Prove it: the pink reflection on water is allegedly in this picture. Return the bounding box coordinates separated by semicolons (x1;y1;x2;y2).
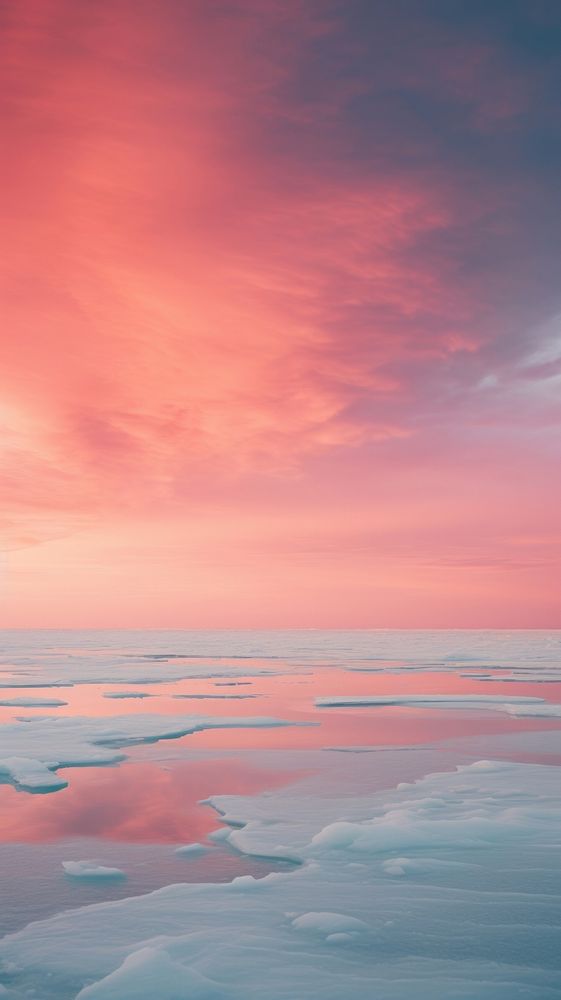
1;663;560;760
184;708;560;751
0;759;298;844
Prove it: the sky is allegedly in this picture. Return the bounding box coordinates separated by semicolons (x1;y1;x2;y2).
1;0;560;628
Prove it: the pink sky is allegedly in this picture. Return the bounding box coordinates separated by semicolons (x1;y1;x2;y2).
1;0;560;627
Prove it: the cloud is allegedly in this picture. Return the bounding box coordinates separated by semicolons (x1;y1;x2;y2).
0;0;560;623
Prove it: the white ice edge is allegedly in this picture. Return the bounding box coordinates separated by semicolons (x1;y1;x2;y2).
62;862;126;881
102;692;154;700
315;694;561;716
0;714;304;792
0;697;68;707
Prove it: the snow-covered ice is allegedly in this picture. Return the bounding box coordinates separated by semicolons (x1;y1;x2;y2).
214;682;253;687
1;628;559;687
174;843;209;857
461;670;561;683
0;714;300;792
1;629;561;999
1;758;561;999
0;662;288;688
290;911;370;937
62;862;126;881
75;947;224;1000
0;697;67;707
500;701;561;717
102;692;154;700
316;693;556;715
0;757;68;793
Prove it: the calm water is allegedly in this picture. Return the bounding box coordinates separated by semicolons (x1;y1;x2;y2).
1;629;560;936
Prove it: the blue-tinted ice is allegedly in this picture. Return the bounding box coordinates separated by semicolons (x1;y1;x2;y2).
0;630;560;998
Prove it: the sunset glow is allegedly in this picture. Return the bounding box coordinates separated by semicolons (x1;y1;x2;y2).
1;0;560;626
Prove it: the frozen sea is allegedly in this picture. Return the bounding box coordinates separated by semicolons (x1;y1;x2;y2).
1;629;561;998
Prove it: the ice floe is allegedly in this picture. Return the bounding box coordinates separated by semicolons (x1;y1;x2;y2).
461;670;561;683
0;714;300;793
1;629;559;688
0;697;67;707
315;693;551;715
102;692;154;700
0;661;288;688
62;862;126;881
174;843;209;857
500;701;561;717
214;682;253;687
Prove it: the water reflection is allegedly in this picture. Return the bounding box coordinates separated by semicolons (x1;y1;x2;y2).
2;666;560;753
1;642;561;940
0;758;298;844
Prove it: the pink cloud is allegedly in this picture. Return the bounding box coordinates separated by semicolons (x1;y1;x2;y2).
0;0;559;625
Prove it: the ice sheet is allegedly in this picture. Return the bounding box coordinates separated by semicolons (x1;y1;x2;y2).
1;629;559;689
1;758;560;999
2;630;561;998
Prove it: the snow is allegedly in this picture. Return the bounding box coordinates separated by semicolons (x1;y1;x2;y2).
0;714;300;792
290;912;369;935
461;671;561;683
381;857;471;876
174;844;209;857
0;663;286;688
0;757;67;792
3;758;560;998
75;948;221;1000
207;826;233;843
62;862;126;881
501;702;561;717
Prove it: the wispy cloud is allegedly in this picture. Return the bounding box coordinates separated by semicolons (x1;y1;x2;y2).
1;0;560;623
